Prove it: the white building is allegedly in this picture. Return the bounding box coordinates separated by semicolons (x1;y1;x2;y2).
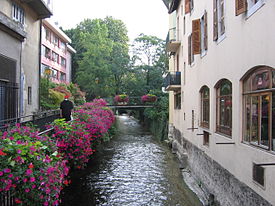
163;0;275;205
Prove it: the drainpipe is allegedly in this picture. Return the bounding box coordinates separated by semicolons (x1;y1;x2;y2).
38;19;42;111
19;38;24;120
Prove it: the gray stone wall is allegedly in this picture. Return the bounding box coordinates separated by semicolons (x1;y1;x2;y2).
171;127;272;206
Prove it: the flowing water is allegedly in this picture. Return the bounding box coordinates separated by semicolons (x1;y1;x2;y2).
61;115;202;206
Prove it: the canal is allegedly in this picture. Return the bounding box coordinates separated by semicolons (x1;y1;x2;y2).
61;115;202;206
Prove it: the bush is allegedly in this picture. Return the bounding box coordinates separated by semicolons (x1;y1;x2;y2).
0;124;69;206
51;99;115;169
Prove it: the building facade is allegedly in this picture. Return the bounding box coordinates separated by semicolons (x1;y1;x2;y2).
0;0;52;123
41;19;75;84
163;0;275;205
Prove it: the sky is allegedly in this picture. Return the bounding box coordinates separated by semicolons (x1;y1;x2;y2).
51;0;169;43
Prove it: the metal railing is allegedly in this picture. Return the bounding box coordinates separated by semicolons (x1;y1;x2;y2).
163;72;181;88
0;109;59;132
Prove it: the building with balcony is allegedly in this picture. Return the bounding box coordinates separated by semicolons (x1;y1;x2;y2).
41;19;75;84
162;0;275;205
0;0;52;123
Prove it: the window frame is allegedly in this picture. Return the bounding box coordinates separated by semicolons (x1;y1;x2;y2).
12;3;25;25
213;0;226;43
174;92;181;110
216;79;232;137
246;0;265;18
242;67;275;152
200;86;210;129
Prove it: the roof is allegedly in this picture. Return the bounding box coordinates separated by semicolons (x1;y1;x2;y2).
43;19;71;43
168;0;180;14
67;45;76;54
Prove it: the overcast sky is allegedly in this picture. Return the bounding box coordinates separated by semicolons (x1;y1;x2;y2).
51;0;169;43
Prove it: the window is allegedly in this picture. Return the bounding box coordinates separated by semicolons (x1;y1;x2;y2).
236;0;265;17
253;163;265;187
203;131;210;146
12;3;25;24
174;92;181;109
243;67;275;151
60;41;66;52
216;79;232;136
52;35;59;47
41;64;50;76
185;0;194;14
61;57;66;67
28;87;32;105
188;34;194;65
200;86;210;128
192;12;208;57
200;11;208;56
42;46;51;59
213;0;225;41
45;28;51;42
52;69;58;79
60;72;66;81
52;52;59;63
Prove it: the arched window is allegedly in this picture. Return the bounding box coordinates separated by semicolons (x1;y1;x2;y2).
243;66;275;151
200;86;210;128
215;79;232;136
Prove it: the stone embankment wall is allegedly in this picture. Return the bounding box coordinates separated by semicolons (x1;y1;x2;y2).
171;127;272;206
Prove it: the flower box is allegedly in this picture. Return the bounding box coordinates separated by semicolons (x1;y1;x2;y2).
141;94;157;103
114;94;129;104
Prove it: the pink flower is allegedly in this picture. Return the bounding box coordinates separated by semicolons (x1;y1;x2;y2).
25;169;32;176
4;168;11;173
25;188;30;193
0;171;3;176
30;177;35;182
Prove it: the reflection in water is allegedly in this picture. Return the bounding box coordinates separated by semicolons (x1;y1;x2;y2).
61;115;202;206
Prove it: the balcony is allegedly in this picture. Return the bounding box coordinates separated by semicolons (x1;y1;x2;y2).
166;27;180;53
163;72;181;91
21;0;52;19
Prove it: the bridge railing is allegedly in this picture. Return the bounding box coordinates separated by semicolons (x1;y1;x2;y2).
103;96;156;106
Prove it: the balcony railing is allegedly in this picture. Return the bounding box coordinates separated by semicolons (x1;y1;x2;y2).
166;27;180;53
163;72;181;91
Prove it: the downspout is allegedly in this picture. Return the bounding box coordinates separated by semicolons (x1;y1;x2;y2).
19;38;24;119
38;19;42;111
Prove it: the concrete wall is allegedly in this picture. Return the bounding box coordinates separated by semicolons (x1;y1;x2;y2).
21;5;40;115
169;0;275;205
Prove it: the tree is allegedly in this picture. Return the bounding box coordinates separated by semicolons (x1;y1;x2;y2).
64;17;130;100
130;33;168;93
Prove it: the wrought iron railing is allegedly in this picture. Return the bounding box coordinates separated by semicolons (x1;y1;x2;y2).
163;72;181;88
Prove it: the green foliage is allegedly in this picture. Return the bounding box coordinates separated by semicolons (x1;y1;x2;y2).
65;17;130;100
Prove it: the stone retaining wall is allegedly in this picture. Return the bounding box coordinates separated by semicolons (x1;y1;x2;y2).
171;127;272;206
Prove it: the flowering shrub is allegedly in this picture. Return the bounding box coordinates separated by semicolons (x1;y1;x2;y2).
51;99;115;169
0;124;69;206
114;94;129;103
141;94;157;103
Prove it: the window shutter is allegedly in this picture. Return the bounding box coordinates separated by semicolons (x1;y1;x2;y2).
204;11;208;51
185;0;190;14
213;0;218;41
188;35;191;65
192;19;201;55
236;0;247;16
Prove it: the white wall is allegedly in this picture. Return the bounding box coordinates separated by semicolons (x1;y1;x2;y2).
172;0;275;204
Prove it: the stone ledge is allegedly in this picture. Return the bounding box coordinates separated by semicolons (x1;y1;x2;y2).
0;11;26;41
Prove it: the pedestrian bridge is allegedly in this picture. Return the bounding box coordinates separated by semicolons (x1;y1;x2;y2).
107;104;154;109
